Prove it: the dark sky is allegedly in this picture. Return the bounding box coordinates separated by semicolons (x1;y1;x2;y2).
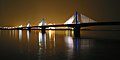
0;0;120;26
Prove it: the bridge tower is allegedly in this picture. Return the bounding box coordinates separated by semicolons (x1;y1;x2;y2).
74;11;80;37
42;18;45;25
41;18;46;33
75;11;80;24
27;21;31;30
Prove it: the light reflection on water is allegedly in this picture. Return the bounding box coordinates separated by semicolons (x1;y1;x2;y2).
19;30;22;41
64;36;74;60
27;30;30;42
0;30;120;60
38;31;46;49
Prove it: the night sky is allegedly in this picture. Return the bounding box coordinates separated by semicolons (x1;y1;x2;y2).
0;0;120;26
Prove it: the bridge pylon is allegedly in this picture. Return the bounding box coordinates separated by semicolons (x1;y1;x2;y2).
27;21;31;30
40;18;46;33
75;11;80;24
74;11;80;37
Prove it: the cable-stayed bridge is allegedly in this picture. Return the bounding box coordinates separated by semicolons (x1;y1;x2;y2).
1;11;120;37
20;11;120;29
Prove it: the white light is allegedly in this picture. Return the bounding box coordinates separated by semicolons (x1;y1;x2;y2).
27;31;30;41
38;32;46;49
64;36;74;48
48;23;55;29
64;15;75;24
38;22;42;26
81;14;96;23
19;30;22;40
53;31;56;47
64;36;74;59
19;25;22;28
39;32;42;46
44;23;47;25
27;22;30;27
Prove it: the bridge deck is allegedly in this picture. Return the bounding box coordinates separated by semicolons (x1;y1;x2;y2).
32;22;120;28
0;22;120;30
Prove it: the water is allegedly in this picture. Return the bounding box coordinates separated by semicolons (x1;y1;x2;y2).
0;30;120;60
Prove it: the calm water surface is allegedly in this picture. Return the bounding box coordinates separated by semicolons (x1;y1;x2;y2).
0;30;120;60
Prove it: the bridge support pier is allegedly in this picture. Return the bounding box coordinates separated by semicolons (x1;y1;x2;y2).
74;26;80;37
28;27;31;30
42;27;46;34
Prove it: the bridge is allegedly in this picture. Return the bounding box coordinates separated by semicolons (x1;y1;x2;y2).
1;11;120;37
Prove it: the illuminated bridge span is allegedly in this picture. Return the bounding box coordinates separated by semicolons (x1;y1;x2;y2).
23;11;120;29
1;11;120;37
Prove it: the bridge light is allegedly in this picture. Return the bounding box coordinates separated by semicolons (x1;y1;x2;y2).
19;25;22;28
27;21;30;27
38;22;42;26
